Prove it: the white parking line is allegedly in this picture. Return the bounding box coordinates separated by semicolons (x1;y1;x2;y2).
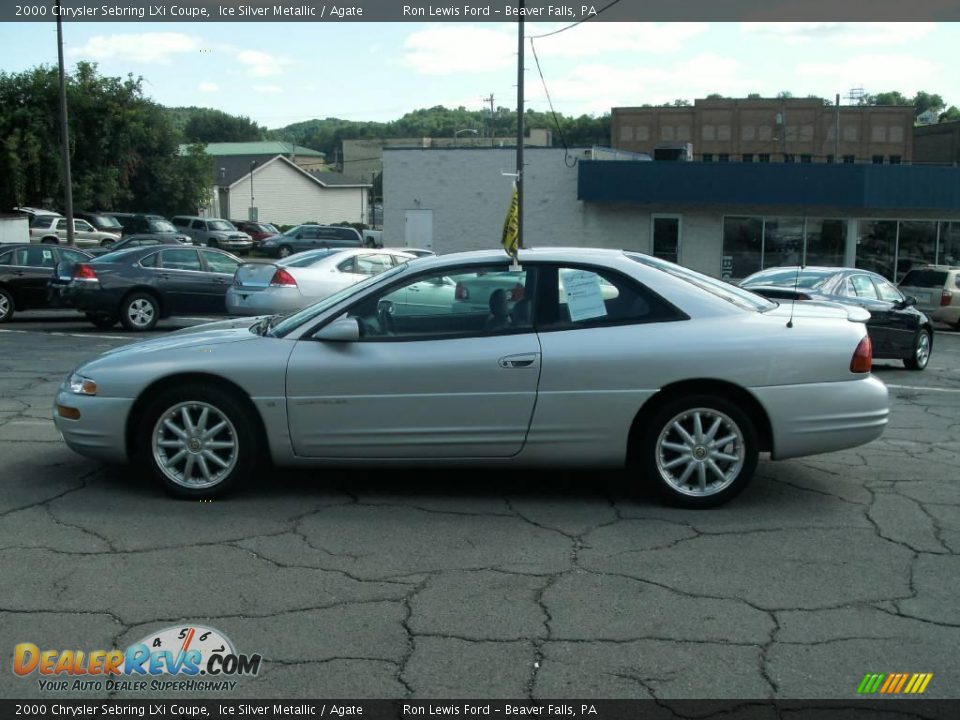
0;328;126;340
887;384;960;393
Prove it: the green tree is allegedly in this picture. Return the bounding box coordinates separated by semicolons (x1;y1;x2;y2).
746;93;762;99
871;91;911;106
939;106;960;123
776;91;794;99
180;107;264;143
0;62;211;215
912;91;945;118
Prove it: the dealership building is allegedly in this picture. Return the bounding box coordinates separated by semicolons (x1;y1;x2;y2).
383;146;960;281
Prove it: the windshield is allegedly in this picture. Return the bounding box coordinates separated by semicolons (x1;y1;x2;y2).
96;215;123;229
209;220;235;231
91;247;143;263
151;220;177;233
627;253;776;312
264;224;279;234
282;226;305;236
741;268;833;289
269;263;409;336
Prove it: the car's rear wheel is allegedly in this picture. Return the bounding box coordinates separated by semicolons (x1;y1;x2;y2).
137;385;258;499
0;288;14;323
41;236;59;245
904;329;932;371
640;395;758;508
120;292;159;331
277;245;293;258
86;312;118;329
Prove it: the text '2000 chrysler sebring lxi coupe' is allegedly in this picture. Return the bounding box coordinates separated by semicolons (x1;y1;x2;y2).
52;249;889;508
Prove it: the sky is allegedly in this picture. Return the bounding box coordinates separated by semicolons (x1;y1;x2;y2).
0;21;957;129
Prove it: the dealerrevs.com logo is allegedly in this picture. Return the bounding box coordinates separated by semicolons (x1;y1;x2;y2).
13;624;262;693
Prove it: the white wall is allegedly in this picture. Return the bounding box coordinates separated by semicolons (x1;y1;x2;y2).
230;160;367;226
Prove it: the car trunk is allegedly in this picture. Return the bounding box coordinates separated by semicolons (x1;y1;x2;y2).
233;263;279;291
899;269;948;313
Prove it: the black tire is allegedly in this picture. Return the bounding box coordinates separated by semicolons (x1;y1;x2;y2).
136;383;259;499
119;292;160;332
277;245;293;258
904;329;932;371
208;238;219;249
639;394;758;509
100;238;115;248
86;312;118;329
41;236;59;245
0;287;14;323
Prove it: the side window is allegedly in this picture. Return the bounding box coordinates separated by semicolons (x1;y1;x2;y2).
0;250;11;265
75;220;94;232
542;266;680;330
874;279;903;303
839;277;857;297
353;254;394;276
191;220;205;230
59;249;89;264
301;227;319;239
140;253;159;268
171;217;187;227
201;250;240;275
337;257;358;274
56;219;67;231
850;275;879;299
345;265;533;341
160;248;202;271
18;247;57;268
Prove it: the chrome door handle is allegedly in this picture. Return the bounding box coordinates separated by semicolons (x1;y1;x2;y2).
498;353;538;369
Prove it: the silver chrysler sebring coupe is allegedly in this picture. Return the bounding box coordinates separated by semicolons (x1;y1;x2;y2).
53;248;889;508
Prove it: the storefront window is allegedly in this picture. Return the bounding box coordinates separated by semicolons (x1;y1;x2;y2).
722;217;762;279
856;220;897;279
939;222;960;266
896;221;937;280
762;218;804;268
805;219;846;266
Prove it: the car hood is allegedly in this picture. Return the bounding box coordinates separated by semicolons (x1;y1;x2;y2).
764;300;870;323
96;316;270;358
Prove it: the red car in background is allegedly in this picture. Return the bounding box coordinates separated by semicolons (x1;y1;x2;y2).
232;220;280;246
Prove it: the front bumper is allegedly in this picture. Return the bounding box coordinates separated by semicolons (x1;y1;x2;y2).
214;238;253;252
753;376;889;461
53;390;133;464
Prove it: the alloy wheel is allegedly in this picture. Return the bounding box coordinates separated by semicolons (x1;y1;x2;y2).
126;298;156;328
152;401;239;489
916;332;931;368
655;407;745;497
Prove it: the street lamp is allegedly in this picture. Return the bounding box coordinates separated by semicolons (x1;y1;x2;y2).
454;128;480;146
249;160;256;221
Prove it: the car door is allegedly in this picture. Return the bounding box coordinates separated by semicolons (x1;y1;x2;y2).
73;219;97;247
198;249;240;312
297;226;321;251
155;247;210;313
3;246;58;308
846;274;892;353
284;263;542;458
872;276;918;355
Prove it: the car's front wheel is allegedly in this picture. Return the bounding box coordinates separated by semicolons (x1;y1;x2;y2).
904;329;932;371
640;395;758;508
277;245;293;258
120;292;159;331
137;384;259;498
100;238;115;248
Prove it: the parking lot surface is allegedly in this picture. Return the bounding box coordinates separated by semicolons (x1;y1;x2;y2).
1;311;959;699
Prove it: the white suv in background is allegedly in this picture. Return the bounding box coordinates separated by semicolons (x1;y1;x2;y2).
29;215;121;249
170;216;253;255
899;265;960;329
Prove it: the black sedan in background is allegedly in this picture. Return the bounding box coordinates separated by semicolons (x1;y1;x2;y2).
0;244;92;322
50;245;242;331
740;266;934;370
85;233;189;257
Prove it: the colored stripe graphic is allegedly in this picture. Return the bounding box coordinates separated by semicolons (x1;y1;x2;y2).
858;673;932;694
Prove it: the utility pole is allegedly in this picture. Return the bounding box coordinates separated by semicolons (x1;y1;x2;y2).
834;93;840;162
516;7;524;249
56;14;74;246
483;93;495;144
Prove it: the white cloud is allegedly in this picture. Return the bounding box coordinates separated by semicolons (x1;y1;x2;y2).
253;84;283;94
198;81;219;92
401;22;706;75
796;54;940;94
741;22;935;46
69;33;199;64
236;49;291;77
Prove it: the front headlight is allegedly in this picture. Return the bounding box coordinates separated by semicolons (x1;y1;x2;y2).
68;373;97;396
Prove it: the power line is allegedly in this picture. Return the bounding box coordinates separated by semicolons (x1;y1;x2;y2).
525;0;624;39
529;38;577;167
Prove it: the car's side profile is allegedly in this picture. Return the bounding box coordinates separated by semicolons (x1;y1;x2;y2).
740;266;934;371
0;243;92;322
258;225;364;258
52;248;889;508
49;245;242;331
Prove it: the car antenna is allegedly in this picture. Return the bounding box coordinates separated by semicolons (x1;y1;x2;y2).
786;261;803;329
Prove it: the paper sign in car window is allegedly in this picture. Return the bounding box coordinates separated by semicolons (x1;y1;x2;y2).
561;270;608;322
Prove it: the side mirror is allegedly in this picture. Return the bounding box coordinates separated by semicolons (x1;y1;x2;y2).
896;295;917;309
314;317;360;342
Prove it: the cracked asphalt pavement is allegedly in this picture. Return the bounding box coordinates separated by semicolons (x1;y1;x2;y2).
1;312;958;700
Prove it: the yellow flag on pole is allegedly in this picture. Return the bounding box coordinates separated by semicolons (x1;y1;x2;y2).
501;184;519;258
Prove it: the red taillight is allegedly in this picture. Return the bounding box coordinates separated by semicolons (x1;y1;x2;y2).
269;268;297;288
74;264;97;281
941;290;953;307
455;283;469;300
850;335;873;373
